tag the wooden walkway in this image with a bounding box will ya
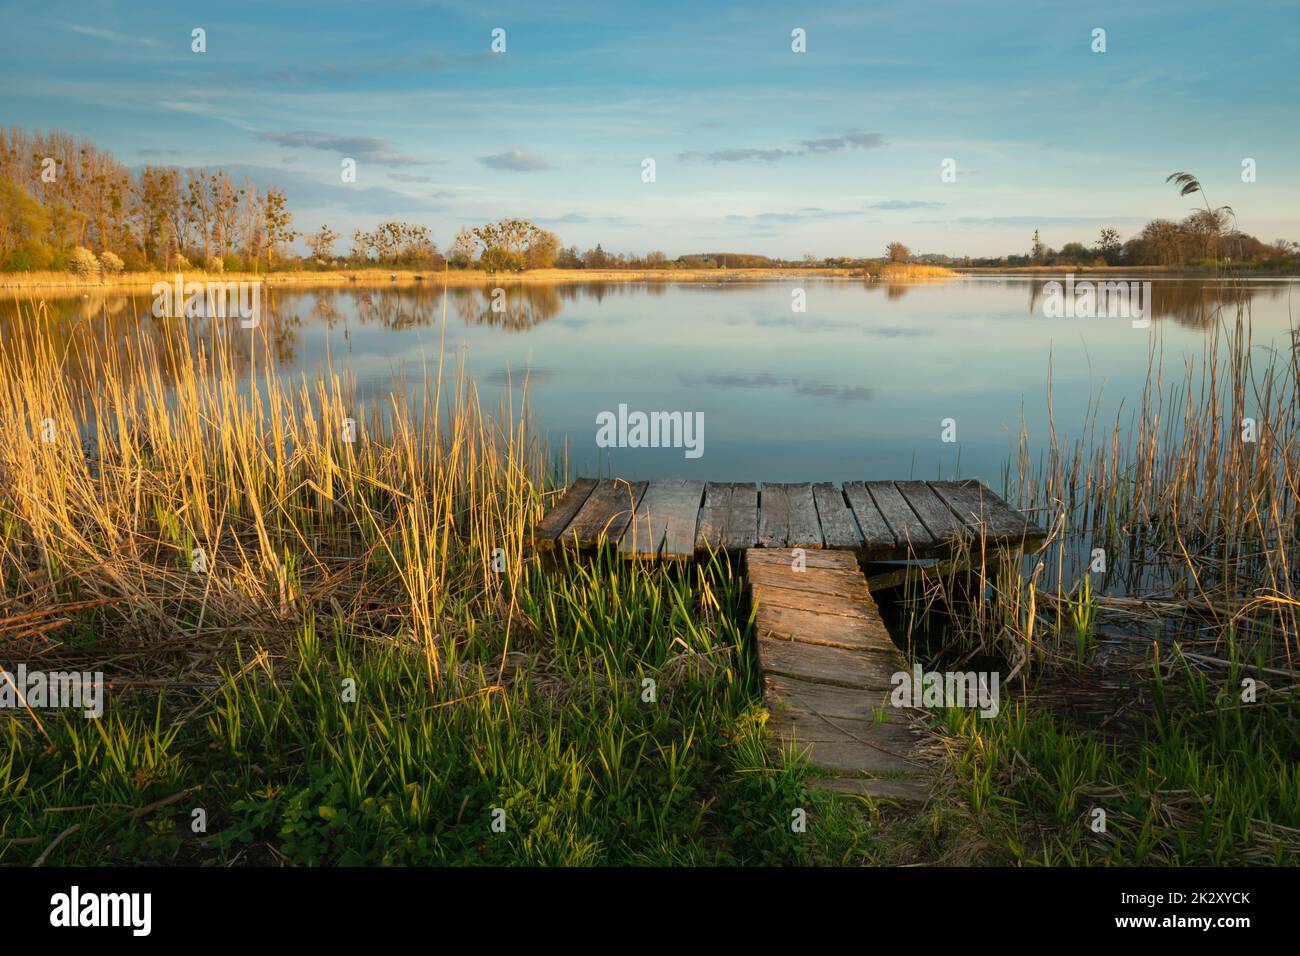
[533,478,1043,560]
[747,548,931,802]
[532,478,1045,804]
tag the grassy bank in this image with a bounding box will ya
[0,263,955,295]
[1,286,1296,866]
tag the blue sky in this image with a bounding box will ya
[4,0,1298,257]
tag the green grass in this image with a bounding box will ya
[936,650,1300,865]
[1,549,884,866]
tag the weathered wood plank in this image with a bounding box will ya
[929,480,1042,544]
[745,547,858,572]
[895,480,968,542]
[695,482,732,550]
[757,483,790,548]
[745,546,931,800]
[756,637,902,689]
[756,605,894,652]
[843,481,898,553]
[866,481,935,550]
[769,710,922,773]
[621,479,704,558]
[562,479,647,546]
[765,672,902,722]
[812,483,860,549]
[745,564,870,599]
[722,482,759,549]
[806,775,931,803]
[532,478,598,549]
[784,483,824,547]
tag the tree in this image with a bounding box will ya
[1030,229,1044,264]
[449,227,477,268]
[886,241,911,262]
[306,224,339,261]
[1095,227,1121,264]
[261,188,296,270]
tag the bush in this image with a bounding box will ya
[69,246,101,277]
[204,255,225,273]
[4,241,55,271]
[99,250,124,275]
[223,254,244,273]
[121,247,149,272]
[174,254,191,270]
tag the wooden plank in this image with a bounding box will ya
[895,480,967,542]
[757,483,790,548]
[756,637,902,689]
[755,605,893,652]
[807,775,931,803]
[532,478,598,549]
[866,482,935,550]
[621,479,703,558]
[843,481,897,553]
[695,482,732,550]
[745,564,870,600]
[765,672,903,722]
[929,480,1042,543]
[750,582,874,620]
[784,483,824,548]
[813,483,860,549]
[562,479,647,546]
[746,547,858,572]
[744,545,931,799]
[722,482,759,549]
[768,710,922,773]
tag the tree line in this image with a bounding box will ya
[1,128,297,273]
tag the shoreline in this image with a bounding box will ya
[0,265,957,295]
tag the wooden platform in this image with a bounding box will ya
[533,478,1044,560]
[747,549,931,802]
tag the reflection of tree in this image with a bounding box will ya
[0,288,303,396]
[452,284,562,331]
[1024,277,1276,327]
[860,279,914,301]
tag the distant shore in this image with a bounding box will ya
[0,264,957,295]
[955,264,1300,276]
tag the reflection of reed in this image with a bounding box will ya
[1024,277,1283,327]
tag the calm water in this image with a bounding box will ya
[8,276,1297,484]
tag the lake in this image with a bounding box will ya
[6,275,1297,486]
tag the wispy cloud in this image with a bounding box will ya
[680,131,887,164]
[867,200,944,210]
[256,130,434,167]
[62,23,158,47]
[726,207,861,223]
[477,149,551,172]
[800,132,885,153]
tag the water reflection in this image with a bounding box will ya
[2,276,1295,485]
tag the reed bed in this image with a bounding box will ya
[0,296,882,866]
[892,293,1300,863]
